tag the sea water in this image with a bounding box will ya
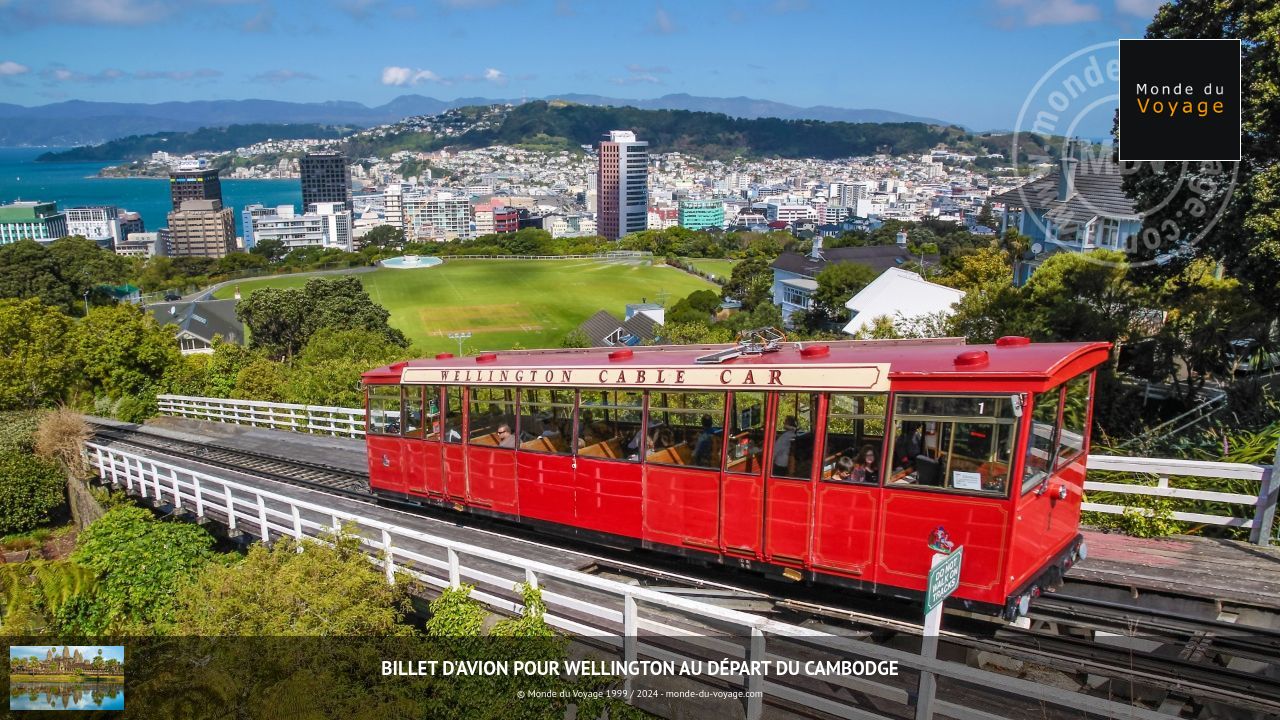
[0,147,302,237]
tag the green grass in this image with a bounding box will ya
[680,257,738,280]
[213,258,715,353]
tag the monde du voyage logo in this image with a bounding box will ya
[1119,38,1241,162]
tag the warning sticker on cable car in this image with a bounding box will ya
[401,363,890,392]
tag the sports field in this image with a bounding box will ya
[681,257,738,280]
[212,258,716,353]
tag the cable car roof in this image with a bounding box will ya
[365,337,1111,391]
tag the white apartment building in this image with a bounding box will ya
[402,194,471,242]
[65,206,122,245]
[766,202,817,224]
[473,207,495,235]
[244,204,353,251]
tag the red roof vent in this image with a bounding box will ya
[475,352,498,363]
[608,349,634,361]
[799,344,830,359]
[954,350,989,368]
[996,336,1031,348]
[435,353,454,360]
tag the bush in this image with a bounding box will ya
[66,505,215,634]
[0,411,40,453]
[34,406,90,477]
[0,450,65,535]
[114,393,156,423]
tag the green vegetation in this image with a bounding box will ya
[236,276,408,358]
[0,451,65,535]
[215,259,715,352]
[36,123,356,163]
[173,529,414,635]
[680,257,738,279]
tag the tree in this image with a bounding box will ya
[0,299,78,409]
[360,224,405,250]
[720,255,772,311]
[214,252,268,276]
[0,240,75,313]
[1122,1,1280,312]
[1021,250,1141,345]
[237,276,407,359]
[559,329,591,348]
[0,450,65,535]
[249,238,288,263]
[74,304,181,402]
[63,506,215,634]
[936,246,1013,293]
[173,530,413,635]
[812,262,878,324]
[975,200,997,230]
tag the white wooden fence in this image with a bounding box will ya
[153,395,1279,545]
[157,395,365,438]
[1083,455,1277,545]
[85,441,1172,720]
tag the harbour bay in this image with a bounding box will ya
[0,147,302,237]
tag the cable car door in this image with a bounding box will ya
[763,392,820,568]
[810,393,886,582]
[440,386,468,502]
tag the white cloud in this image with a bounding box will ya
[0,61,30,76]
[253,68,317,84]
[483,67,506,84]
[996,0,1099,26]
[650,3,675,33]
[381,66,445,86]
[1114,0,1161,17]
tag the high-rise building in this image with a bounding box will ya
[301,151,352,213]
[64,206,122,247]
[597,130,648,240]
[678,200,725,231]
[240,204,279,250]
[168,199,235,258]
[0,201,67,244]
[169,167,222,211]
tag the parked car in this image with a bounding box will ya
[1223,339,1280,374]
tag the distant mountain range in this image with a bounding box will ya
[0,94,954,147]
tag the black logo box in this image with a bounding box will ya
[1119,38,1241,162]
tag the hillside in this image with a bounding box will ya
[35,124,357,163]
[345,102,962,161]
[0,94,953,146]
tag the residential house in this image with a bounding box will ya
[148,299,244,355]
[575,308,662,347]
[770,242,937,324]
[842,267,965,336]
[992,140,1141,285]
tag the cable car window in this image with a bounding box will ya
[422,387,441,441]
[1022,389,1061,493]
[772,392,819,480]
[1055,373,1091,470]
[367,385,401,435]
[519,388,575,455]
[725,392,766,475]
[468,387,518,449]
[442,386,464,444]
[647,390,726,469]
[402,386,426,439]
[822,393,887,484]
[890,394,1017,497]
[577,389,643,462]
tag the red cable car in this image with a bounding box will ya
[362,336,1109,619]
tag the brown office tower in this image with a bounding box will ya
[301,151,352,213]
[169,168,223,211]
[597,130,648,241]
[168,199,236,258]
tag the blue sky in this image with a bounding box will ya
[0,0,1162,132]
[10,646,126,663]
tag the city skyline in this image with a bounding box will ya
[0,0,1161,135]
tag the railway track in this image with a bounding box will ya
[89,421,1280,717]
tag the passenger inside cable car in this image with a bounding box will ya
[889,395,1016,495]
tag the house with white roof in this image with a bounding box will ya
[841,267,965,336]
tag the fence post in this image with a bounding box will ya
[1250,445,1279,546]
[623,594,637,696]
[447,548,461,588]
[745,627,765,720]
[383,529,396,584]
